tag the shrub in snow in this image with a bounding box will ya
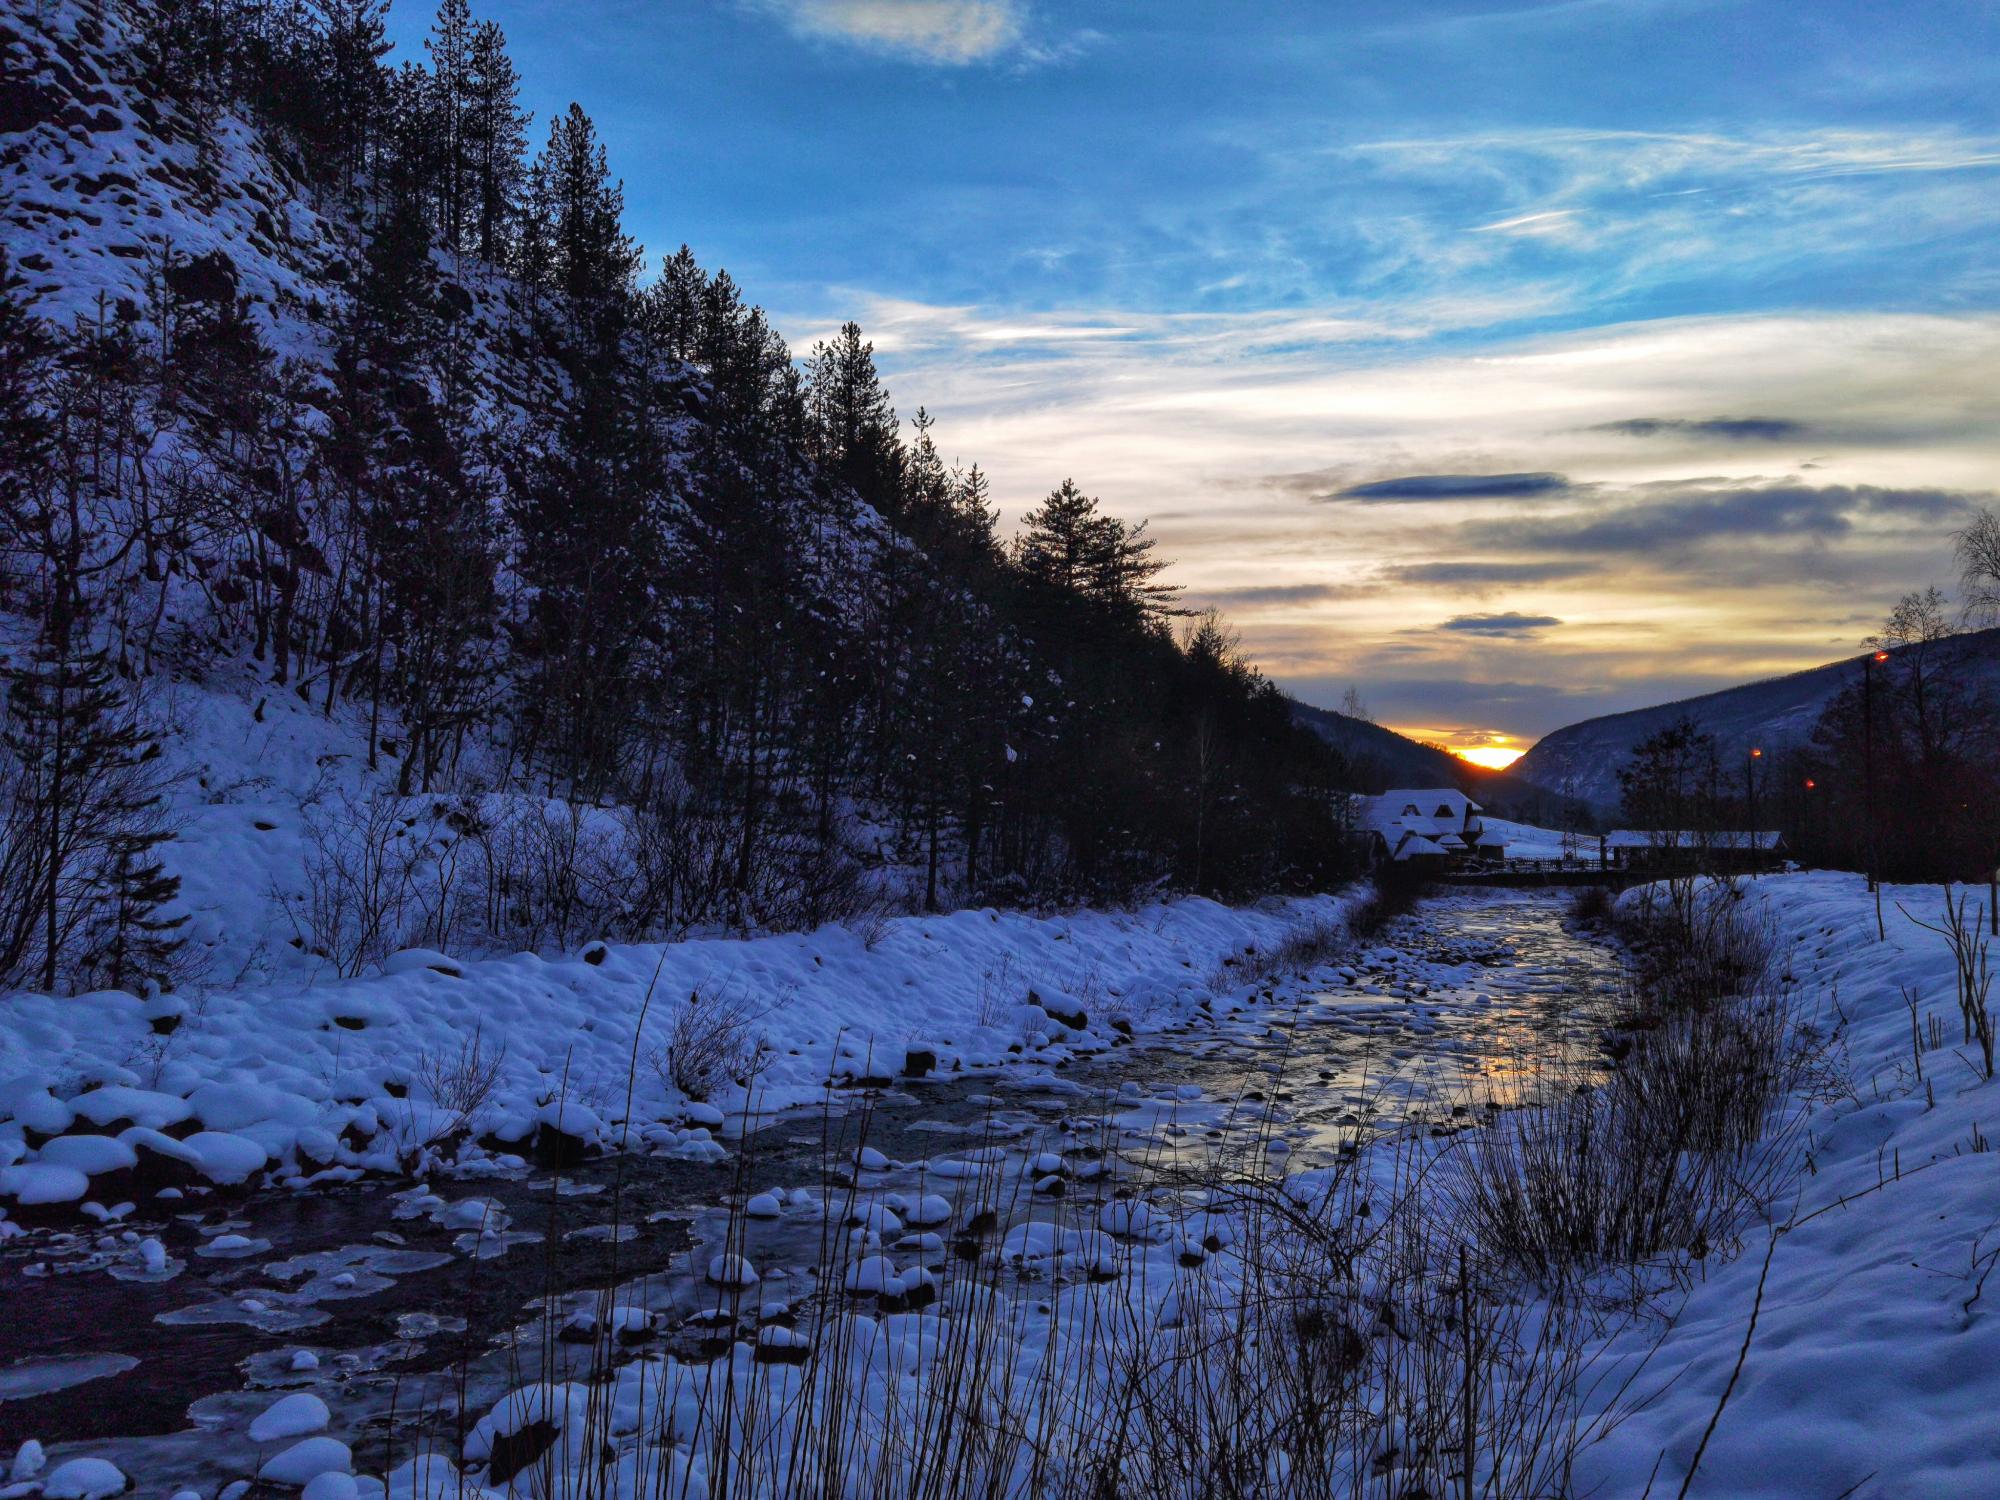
[406,1027,507,1154]
[654,984,765,1102]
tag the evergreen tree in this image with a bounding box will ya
[0,250,56,609]
[426,0,475,251]
[638,245,707,361]
[465,18,531,263]
[0,638,183,995]
[311,0,393,193]
[805,322,901,512]
[522,104,642,328]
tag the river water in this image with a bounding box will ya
[0,889,1625,1490]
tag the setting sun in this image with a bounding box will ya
[1456,745,1527,770]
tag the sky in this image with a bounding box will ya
[388,0,2000,760]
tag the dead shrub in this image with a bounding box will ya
[1452,886,1816,1284]
[654,980,774,1101]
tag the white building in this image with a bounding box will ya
[1351,788,1507,866]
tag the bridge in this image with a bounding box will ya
[1435,855,1773,889]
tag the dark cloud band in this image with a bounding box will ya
[1439,611,1562,635]
[1332,471,1572,501]
[1590,416,1806,441]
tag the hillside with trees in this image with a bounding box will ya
[0,0,1356,997]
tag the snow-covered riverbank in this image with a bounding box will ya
[0,891,1355,1221]
[5,872,1996,1498]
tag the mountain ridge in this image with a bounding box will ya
[1511,627,2000,812]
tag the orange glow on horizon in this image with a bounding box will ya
[1456,745,1527,770]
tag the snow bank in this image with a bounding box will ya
[1579,871,2000,1498]
[0,888,1355,1214]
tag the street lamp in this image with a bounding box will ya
[1864,650,1887,891]
[1747,746,1762,875]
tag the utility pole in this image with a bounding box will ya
[1863,650,1886,891]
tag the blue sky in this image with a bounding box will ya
[388,0,2000,751]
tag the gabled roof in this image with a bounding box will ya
[1395,834,1451,861]
[1352,788,1485,844]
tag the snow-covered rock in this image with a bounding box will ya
[249,1391,331,1444]
[256,1436,351,1486]
[707,1254,759,1289]
[43,1458,129,1500]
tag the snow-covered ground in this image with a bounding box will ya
[7,871,1997,1497]
[0,872,1355,1214]
[1576,871,2000,1497]
[1482,815,1574,861]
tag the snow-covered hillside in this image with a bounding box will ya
[1,0,1356,1000]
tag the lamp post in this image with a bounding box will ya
[1863,650,1887,891]
[1747,746,1762,875]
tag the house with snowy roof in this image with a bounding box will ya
[1351,789,1507,868]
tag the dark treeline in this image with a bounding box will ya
[0,0,1355,988]
[1776,586,2000,882]
[1615,583,2000,884]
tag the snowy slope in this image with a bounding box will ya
[1578,872,2000,1497]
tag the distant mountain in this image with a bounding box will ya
[1289,701,1595,827]
[1511,627,2000,814]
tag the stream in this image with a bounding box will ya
[0,888,1627,1491]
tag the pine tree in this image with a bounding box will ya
[639,245,707,361]
[426,0,475,251]
[311,0,393,193]
[465,18,530,263]
[805,322,901,512]
[0,638,183,995]
[523,104,642,327]
[1016,479,1110,596]
[0,249,56,608]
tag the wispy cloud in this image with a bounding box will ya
[743,0,1029,64]
[1189,582,1372,610]
[1322,126,2000,311]
[1386,561,1599,590]
[1465,480,1982,557]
